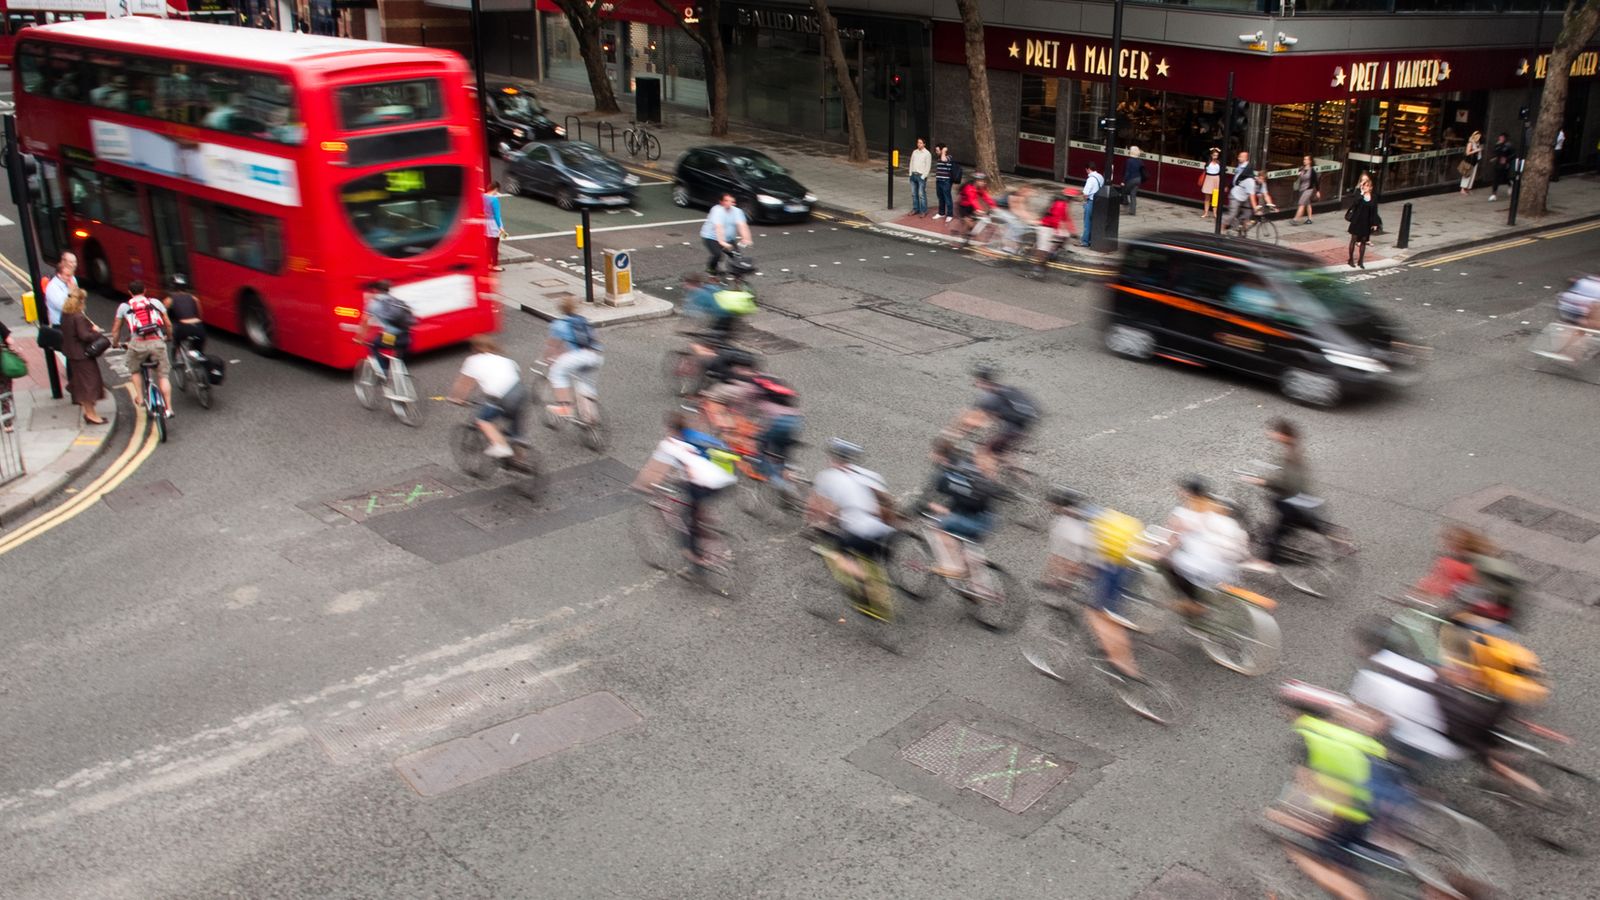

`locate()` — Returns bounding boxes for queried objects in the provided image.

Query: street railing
[0,392,23,486]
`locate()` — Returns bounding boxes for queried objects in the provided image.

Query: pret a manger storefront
[933,23,1600,205]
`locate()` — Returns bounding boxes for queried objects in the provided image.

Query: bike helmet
[1047,486,1086,510]
[825,438,863,463]
[1180,476,1210,499]
[168,273,189,289]
[970,362,1000,383]
[973,172,989,182]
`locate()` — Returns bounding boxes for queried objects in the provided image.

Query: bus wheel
[241,294,277,356]
[81,244,112,293]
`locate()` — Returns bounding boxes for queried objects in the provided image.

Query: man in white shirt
[448,335,527,459]
[1080,162,1105,248]
[44,253,78,327]
[908,138,932,217]
[699,194,753,277]
[1349,620,1464,765]
[807,438,897,604]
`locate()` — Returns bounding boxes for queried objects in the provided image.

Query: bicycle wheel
[1510,756,1600,855]
[885,530,937,599]
[630,503,681,572]
[1402,799,1517,898]
[452,423,493,479]
[624,128,642,157]
[693,533,739,598]
[735,466,781,523]
[195,368,213,410]
[1104,667,1183,726]
[1197,592,1281,676]
[1115,566,1172,635]
[353,360,379,410]
[528,371,559,430]
[150,390,168,443]
[1002,465,1050,532]
[170,351,188,392]
[391,369,423,428]
[662,349,696,396]
[576,399,609,452]
[1280,528,1357,598]
[1255,218,1280,245]
[970,562,1028,632]
[644,131,661,162]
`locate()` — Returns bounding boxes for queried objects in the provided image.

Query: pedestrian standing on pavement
[1345,179,1381,269]
[933,145,957,220]
[909,138,932,217]
[1080,161,1105,248]
[1489,132,1513,201]
[484,182,506,272]
[1292,156,1319,225]
[57,289,107,425]
[1459,130,1482,196]
[701,194,752,277]
[1200,148,1222,219]
[1122,147,1145,216]
[43,252,78,327]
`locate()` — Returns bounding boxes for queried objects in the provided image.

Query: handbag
[37,324,63,353]
[84,334,111,359]
[1344,204,1356,222]
[1457,160,1472,178]
[1,348,27,378]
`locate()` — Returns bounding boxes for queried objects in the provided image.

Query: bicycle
[1528,322,1600,383]
[1225,205,1280,245]
[167,334,213,410]
[660,334,765,398]
[449,400,545,496]
[353,336,422,427]
[977,225,1075,281]
[732,436,809,525]
[1132,527,1283,676]
[883,513,1027,631]
[528,359,609,452]
[1228,460,1359,598]
[138,355,170,443]
[623,123,661,161]
[1021,573,1182,725]
[630,481,738,597]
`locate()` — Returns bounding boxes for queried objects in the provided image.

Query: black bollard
[1396,202,1413,250]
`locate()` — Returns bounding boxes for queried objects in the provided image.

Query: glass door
[147,188,190,286]
[1018,75,1058,174]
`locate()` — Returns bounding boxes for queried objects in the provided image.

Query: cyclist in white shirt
[807,439,898,593]
[633,410,737,566]
[447,335,526,459]
[1160,478,1249,623]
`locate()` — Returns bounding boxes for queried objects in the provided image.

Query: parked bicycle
[631,481,738,597]
[529,359,608,452]
[1227,460,1359,598]
[168,335,217,410]
[353,337,422,427]
[623,123,661,161]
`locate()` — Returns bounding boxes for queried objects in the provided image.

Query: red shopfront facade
[932,23,1600,203]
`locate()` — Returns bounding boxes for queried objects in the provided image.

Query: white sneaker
[1488,194,1497,201]
[485,443,513,459]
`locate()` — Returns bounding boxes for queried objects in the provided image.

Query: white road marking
[504,217,705,240]
[0,214,13,227]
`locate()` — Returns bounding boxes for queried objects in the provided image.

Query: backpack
[750,373,797,407]
[712,287,757,316]
[994,385,1039,427]
[376,293,416,332]
[124,296,164,338]
[1090,509,1143,565]
[567,314,597,350]
[949,161,963,185]
[1459,624,1549,706]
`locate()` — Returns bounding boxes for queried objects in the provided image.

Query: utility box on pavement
[635,75,662,125]
[1090,184,1120,253]
[602,248,635,307]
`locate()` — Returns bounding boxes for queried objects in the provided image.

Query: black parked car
[486,85,563,155]
[503,140,638,210]
[672,146,815,222]
[1103,232,1425,407]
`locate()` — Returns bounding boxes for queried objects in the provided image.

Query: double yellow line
[1419,219,1600,268]
[0,386,159,556]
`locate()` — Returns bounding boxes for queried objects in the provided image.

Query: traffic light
[1098,115,1117,133]
[887,70,905,103]
[3,142,37,206]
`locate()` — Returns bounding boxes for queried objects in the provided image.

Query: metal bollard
[1395,202,1413,250]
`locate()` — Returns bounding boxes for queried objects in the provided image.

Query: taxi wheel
[672,185,692,207]
[1105,324,1155,360]
[1281,368,1342,408]
[556,188,577,211]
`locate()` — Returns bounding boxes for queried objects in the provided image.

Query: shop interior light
[1397,103,1431,115]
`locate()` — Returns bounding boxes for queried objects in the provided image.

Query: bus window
[339,165,463,259]
[87,53,130,112]
[66,167,106,222]
[46,46,84,101]
[101,175,144,234]
[336,79,443,131]
[191,200,283,273]
[17,43,47,95]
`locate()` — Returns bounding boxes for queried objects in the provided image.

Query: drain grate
[394,691,642,797]
[327,477,459,523]
[306,659,561,764]
[1480,495,1600,542]
[899,721,1073,814]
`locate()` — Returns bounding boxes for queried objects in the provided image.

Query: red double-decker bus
[14,17,496,367]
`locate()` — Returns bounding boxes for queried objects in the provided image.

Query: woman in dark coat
[1346,178,1381,269]
[58,288,107,424]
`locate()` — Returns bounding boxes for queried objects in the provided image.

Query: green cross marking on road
[965,745,1060,801]
[362,484,448,516]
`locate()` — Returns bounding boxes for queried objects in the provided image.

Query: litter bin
[635,75,662,125]
[1090,183,1121,253]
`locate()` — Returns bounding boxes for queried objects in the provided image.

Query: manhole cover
[327,477,460,523]
[899,721,1073,814]
[102,479,183,511]
[394,691,642,797]
[1529,510,1600,544]
[1480,495,1557,528]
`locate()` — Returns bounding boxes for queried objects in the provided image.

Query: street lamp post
[1510,0,1546,227]
[1094,0,1125,249]
[470,0,491,173]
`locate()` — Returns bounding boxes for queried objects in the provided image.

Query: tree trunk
[954,0,1002,191]
[813,0,868,163]
[551,0,620,114]
[654,0,729,136]
[1519,0,1600,218]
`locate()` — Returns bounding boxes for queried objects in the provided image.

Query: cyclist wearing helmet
[950,364,1039,473]
[925,440,998,579]
[359,280,415,375]
[163,274,205,354]
[1045,488,1144,677]
[807,439,898,592]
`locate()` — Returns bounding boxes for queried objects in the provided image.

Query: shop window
[1163,93,1226,165]
[1068,80,1108,147]
[1116,87,1164,158]
[1019,76,1058,142]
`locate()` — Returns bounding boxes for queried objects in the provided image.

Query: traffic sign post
[602,248,634,307]
[4,114,61,399]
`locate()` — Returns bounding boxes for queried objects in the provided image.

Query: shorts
[1091,563,1130,615]
[125,338,169,377]
[938,510,992,542]
[958,202,977,219]
[833,529,890,561]
[173,321,207,353]
[549,347,603,393]
[477,379,528,439]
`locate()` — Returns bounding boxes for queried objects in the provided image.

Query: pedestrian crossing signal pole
[887,71,905,210]
[577,209,595,305]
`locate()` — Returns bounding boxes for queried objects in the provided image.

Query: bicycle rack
[593,121,617,154]
[563,115,582,143]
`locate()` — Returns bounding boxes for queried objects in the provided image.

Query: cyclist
[1035,186,1078,270]
[108,280,174,417]
[634,410,738,568]
[956,172,996,247]
[997,184,1037,255]
[1222,169,1265,234]
[359,280,415,376]
[163,274,205,355]
[1044,487,1144,677]
[701,193,753,278]
[750,372,802,490]
[542,296,602,420]
[447,335,527,460]
[948,364,1039,475]
[1241,418,1317,576]
[806,439,899,613]
[1159,477,1250,627]
[1349,617,1465,768]
[924,442,998,580]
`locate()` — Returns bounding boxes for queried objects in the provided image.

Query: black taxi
[1101,232,1424,407]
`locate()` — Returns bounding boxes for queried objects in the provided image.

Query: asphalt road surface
[4,163,1600,899]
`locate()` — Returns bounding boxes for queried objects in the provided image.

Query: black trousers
[703,238,725,275]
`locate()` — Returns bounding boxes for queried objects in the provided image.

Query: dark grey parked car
[672,146,815,223]
[503,141,638,210]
